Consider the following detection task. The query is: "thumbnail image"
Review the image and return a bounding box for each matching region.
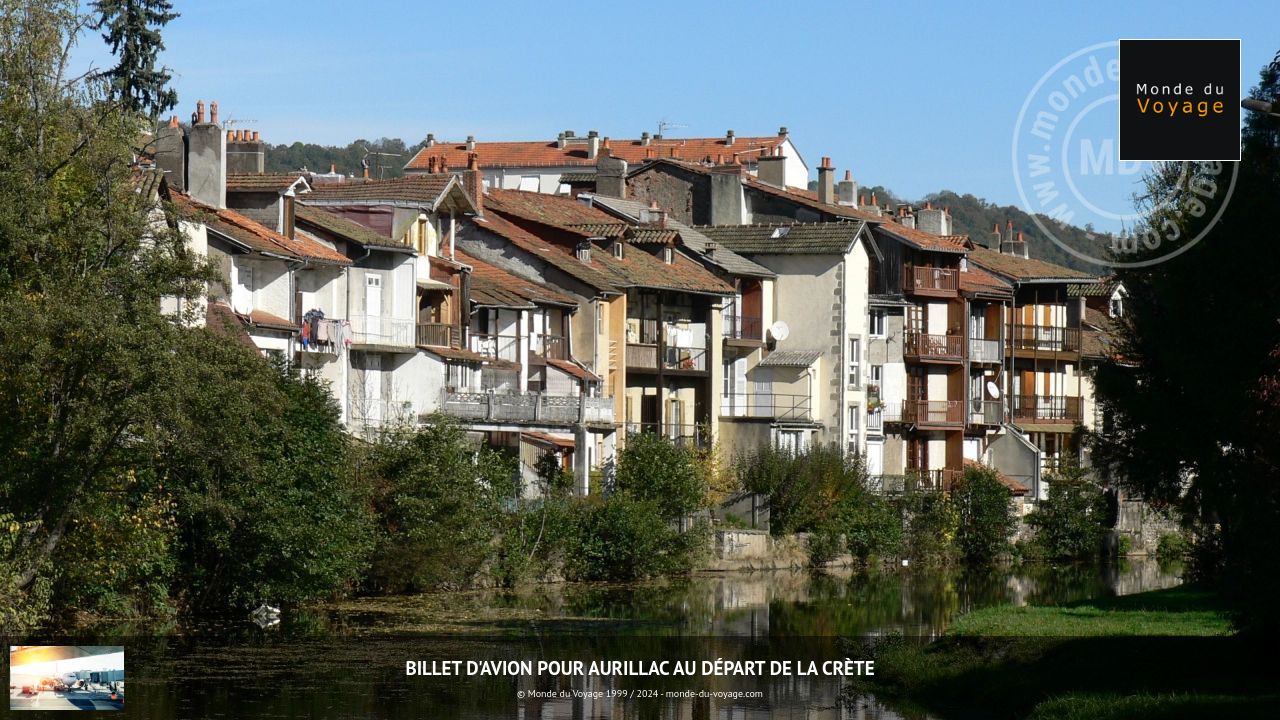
[8,646,124,711]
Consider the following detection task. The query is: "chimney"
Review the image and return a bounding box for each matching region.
[209,101,218,125]
[640,131,651,146]
[463,151,484,215]
[725,129,735,146]
[917,206,951,236]
[226,122,266,175]
[816,156,835,204]
[778,126,788,138]
[425,133,435,148]
[757,146,787,187]
[836,169,858,207]
[1000,222,1028,258]
[596,150,628,199]
[709,169,744,225]
[155,115,186,192]
[556,132,567,149]
[466,135,476,152]
[186,100,225,208]
[587,130,600,160]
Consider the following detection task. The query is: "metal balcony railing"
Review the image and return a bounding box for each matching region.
[625,422,709,448]
[720,393,812,422]
[441,391,614,425]
[969,337,1002,363]
[969,399,1005,426]
[723,314,764,341]
[469,333,521,363]
[348,315,416,347]
[1010,395,1082,423]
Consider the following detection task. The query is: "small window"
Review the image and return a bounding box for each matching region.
[613,242,624,259]
[848,337,861,387]
[870,364,883,387]
[848,405,861,452]
[869,309,886,337]
[662,247,674,264]
[518,175,540,192]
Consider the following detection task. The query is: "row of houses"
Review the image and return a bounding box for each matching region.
[150,103,1123,500]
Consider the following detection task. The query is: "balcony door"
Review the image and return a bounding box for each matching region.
[365,274,383,338]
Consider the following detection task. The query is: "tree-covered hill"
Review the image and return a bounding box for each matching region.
[264,137,424,179]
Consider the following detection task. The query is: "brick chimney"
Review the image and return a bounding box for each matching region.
[816,156,835,204]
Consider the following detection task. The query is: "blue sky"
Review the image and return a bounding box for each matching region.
[73,0,1278,223]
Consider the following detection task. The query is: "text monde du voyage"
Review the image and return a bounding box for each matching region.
[407,659,875,677]
[1134,82,1228,118]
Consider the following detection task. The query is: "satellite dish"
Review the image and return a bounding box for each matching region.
[768,320,790,342]
[986,381,1002,399]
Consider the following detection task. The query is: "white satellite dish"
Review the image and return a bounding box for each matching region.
[986,381,1002,399]
[768,320,790,342]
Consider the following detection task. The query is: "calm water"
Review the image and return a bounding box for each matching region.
[65,560,1181,719]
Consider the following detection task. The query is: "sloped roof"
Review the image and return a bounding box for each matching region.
[1082,307,1119,359]
[303,175,458,206]
[742,173,887,222]
[172,192,350,265]
[1069,279,1120,297]
[454,249,577,308]
[295,205,408,250]
[547,358,600,382]
[960,265,1013,297]
[872,221,970,254]
[405,134,789,171]
[585,194,775,278]
[483,191,734,295]
[967,246,1095,282]
[487,189,629,237]
[696,222,865,255]
[758,349,822,367]
[467,213,622,293]
[205,301,258,351]
[964,460,1028,496]
[227,173,307,193]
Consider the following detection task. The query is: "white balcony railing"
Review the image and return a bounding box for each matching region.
[348,314,415,347]
[351,398,416,431]
[969,337,1002,364]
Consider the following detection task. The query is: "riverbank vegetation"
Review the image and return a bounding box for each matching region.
[860,585,1279,719]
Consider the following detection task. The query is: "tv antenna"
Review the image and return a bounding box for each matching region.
[360,145,403,180]
[656,118,686,138]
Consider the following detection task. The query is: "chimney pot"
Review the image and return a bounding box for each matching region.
[426,133,435,147]
[209,101,218,125]
[725,129,735,146]
[778,126,788,136]
[587,130,598,138]
[252,130,259,142]
[195,100,205,124]
[466,135,476,151]
[330,163,336,173]
[226,130,235,142]
[844,170,852,181]
[168,115,179,129]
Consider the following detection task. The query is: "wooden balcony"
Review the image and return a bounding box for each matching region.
[528,334,568,364]
[1010,395,1082,424]
[895,399,965,428]
[625,342,708,373]
[904,332,964,363]
[903,265,958,297]
[1008,325,1081,356]
[415,322,457,348]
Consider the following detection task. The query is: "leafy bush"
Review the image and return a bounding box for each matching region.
[615,433,707,520]
[736,443,867,535]
[565,497,705,582]
[845,495,903,562]
[951,466,1016,564]
[1026,467,1109,561]
[360,416,516,593]
[900,490,958,564]
[1156,531,1191,565]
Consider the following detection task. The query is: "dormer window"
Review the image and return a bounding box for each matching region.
[576,241,592,264]
[613,242,624,259]
[663,247,674,264]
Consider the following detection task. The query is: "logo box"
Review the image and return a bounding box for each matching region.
[1119,39,1240,161]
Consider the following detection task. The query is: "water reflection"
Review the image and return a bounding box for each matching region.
[79,560,1182,719]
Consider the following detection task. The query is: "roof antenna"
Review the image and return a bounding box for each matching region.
[359,145,402,180]
[656,118,686,139]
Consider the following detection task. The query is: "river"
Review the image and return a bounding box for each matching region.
[87,560,1181,718]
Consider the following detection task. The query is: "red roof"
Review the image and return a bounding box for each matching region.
[964,460,1028,496]
[406,134,789,171]
[486,188,628,237]
[960,265,1013,297]
[454,249,578,307]
[172,192,350,265]
[873,221,970,254]
[547,358,600,382]
[245,309,297,331]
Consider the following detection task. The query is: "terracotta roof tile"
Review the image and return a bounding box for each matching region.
[696,222,865,255]
[967,246,1095,281]
[172,192,350,265]
[547,358,600,382]
[205,301,258,351]
[406,134,788,171]
[227,173,307,193]
[246,309,297,331]
[466,213,622,293]
[960,265,1013,297]
[454,249,577,308]
[872,222,970,253]
[486,189,629,237]
[304,175,456,205]
[295,205,408,250]
[965,460,1028,496]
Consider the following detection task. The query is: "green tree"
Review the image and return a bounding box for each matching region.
[951,465,1016,565]
[1092,50,1280,632]
[1026,467,1108,561]
[359,417,517,593]
[92,0,179,117]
